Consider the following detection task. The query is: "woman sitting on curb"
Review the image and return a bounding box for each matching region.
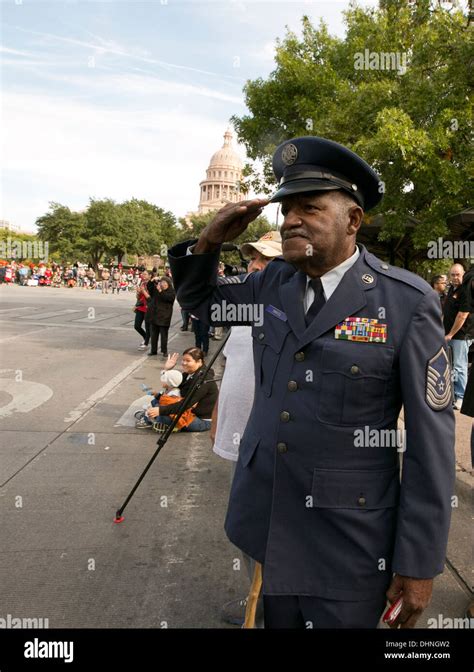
[136,348,218,432]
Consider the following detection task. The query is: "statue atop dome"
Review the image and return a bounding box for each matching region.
[223,128,232,146]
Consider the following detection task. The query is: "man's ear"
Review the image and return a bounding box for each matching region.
[347,205,364,235]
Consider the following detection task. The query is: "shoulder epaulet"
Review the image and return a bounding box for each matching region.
[365,254,430,294]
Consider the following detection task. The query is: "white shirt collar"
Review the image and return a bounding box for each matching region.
[305,246,360,304]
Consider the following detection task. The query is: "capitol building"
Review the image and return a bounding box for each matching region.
[186,129,245,223]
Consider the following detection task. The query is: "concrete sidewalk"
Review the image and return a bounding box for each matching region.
[394,405,472,626]
[454,409,473,491]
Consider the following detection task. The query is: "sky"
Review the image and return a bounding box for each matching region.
[1,0,379,232]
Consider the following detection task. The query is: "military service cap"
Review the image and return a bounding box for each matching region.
[270,136,383,211]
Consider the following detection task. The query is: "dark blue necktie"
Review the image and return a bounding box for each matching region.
[305,278,326,326]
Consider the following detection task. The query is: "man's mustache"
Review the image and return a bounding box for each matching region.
[282,229,310,241]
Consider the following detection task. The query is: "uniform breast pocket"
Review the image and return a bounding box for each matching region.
[317,340,394,427]
[252,323,289,397]
[310,467,400,510]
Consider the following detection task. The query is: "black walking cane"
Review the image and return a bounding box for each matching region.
[114,328,231,523]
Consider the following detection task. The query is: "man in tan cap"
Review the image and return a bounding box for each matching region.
[240,230,283,269]
[211,229,282,626]
[212,231,282,340]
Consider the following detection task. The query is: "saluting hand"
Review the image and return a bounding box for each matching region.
[386,574,433,628]
[194,198,270,253]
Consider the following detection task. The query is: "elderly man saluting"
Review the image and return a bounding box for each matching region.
[168,136,455,629]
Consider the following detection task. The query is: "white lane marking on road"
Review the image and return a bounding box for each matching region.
[19,309,82,320]
[1,318,183,334]
[114,395,152,427]
[73,313,123,323]
[0,326,60,344]
[0,320,133,332]
[0,306,32,314]
[63,356,147,423]
[0,378,53,419]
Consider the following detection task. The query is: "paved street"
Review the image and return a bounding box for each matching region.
[0,285,471,629]
[0,285,246,628]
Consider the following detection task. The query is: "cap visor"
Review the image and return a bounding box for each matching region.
[269,179,342,203]
[240,242,258,256]
[241,242,282,258]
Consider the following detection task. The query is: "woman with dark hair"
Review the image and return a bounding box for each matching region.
[146,277,176,358]
[137,347,218,432]
[134,271,150,349]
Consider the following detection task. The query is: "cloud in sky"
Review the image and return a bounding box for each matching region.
[0,45,37,57]
[1,0,379,232]
[10,24,245,81]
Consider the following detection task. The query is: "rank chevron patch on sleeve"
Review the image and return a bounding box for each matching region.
[425,347,452,411]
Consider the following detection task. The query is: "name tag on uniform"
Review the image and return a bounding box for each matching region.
[335,317,387,343]
[265,304,287,322]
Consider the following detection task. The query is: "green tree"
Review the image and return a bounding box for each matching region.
[83,198,121,268]
[232,1,473,267]
[176,211,216,242]
[178,210,274,266]
[35,198,179,267]
[0,228,61,264]
[36,203,86,263]
[235,215,274,247]
[117,199,179,263]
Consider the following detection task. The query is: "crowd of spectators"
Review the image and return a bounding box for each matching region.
[0,260,172,292]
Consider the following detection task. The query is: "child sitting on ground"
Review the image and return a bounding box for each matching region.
[135,370,196,431]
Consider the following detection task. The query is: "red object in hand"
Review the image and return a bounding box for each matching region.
[383,597,403,625]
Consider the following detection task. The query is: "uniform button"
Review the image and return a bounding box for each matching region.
[381,263,389,270]
[287,380,298,392]
[277,442,288,454]
[258,332,265,341]
[357,496,366,507]
[350,365,360,375]
[295,351,305,362]
[280,411,290,422]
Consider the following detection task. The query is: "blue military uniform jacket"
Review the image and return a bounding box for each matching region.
[169,240,455,601]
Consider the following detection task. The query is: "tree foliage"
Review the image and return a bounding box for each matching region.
[232,1,473,252]
[178,210,275,265]
[36,198,180,267]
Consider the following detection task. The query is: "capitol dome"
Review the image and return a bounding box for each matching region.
[198,129,245,214]
[208,130,243,170]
